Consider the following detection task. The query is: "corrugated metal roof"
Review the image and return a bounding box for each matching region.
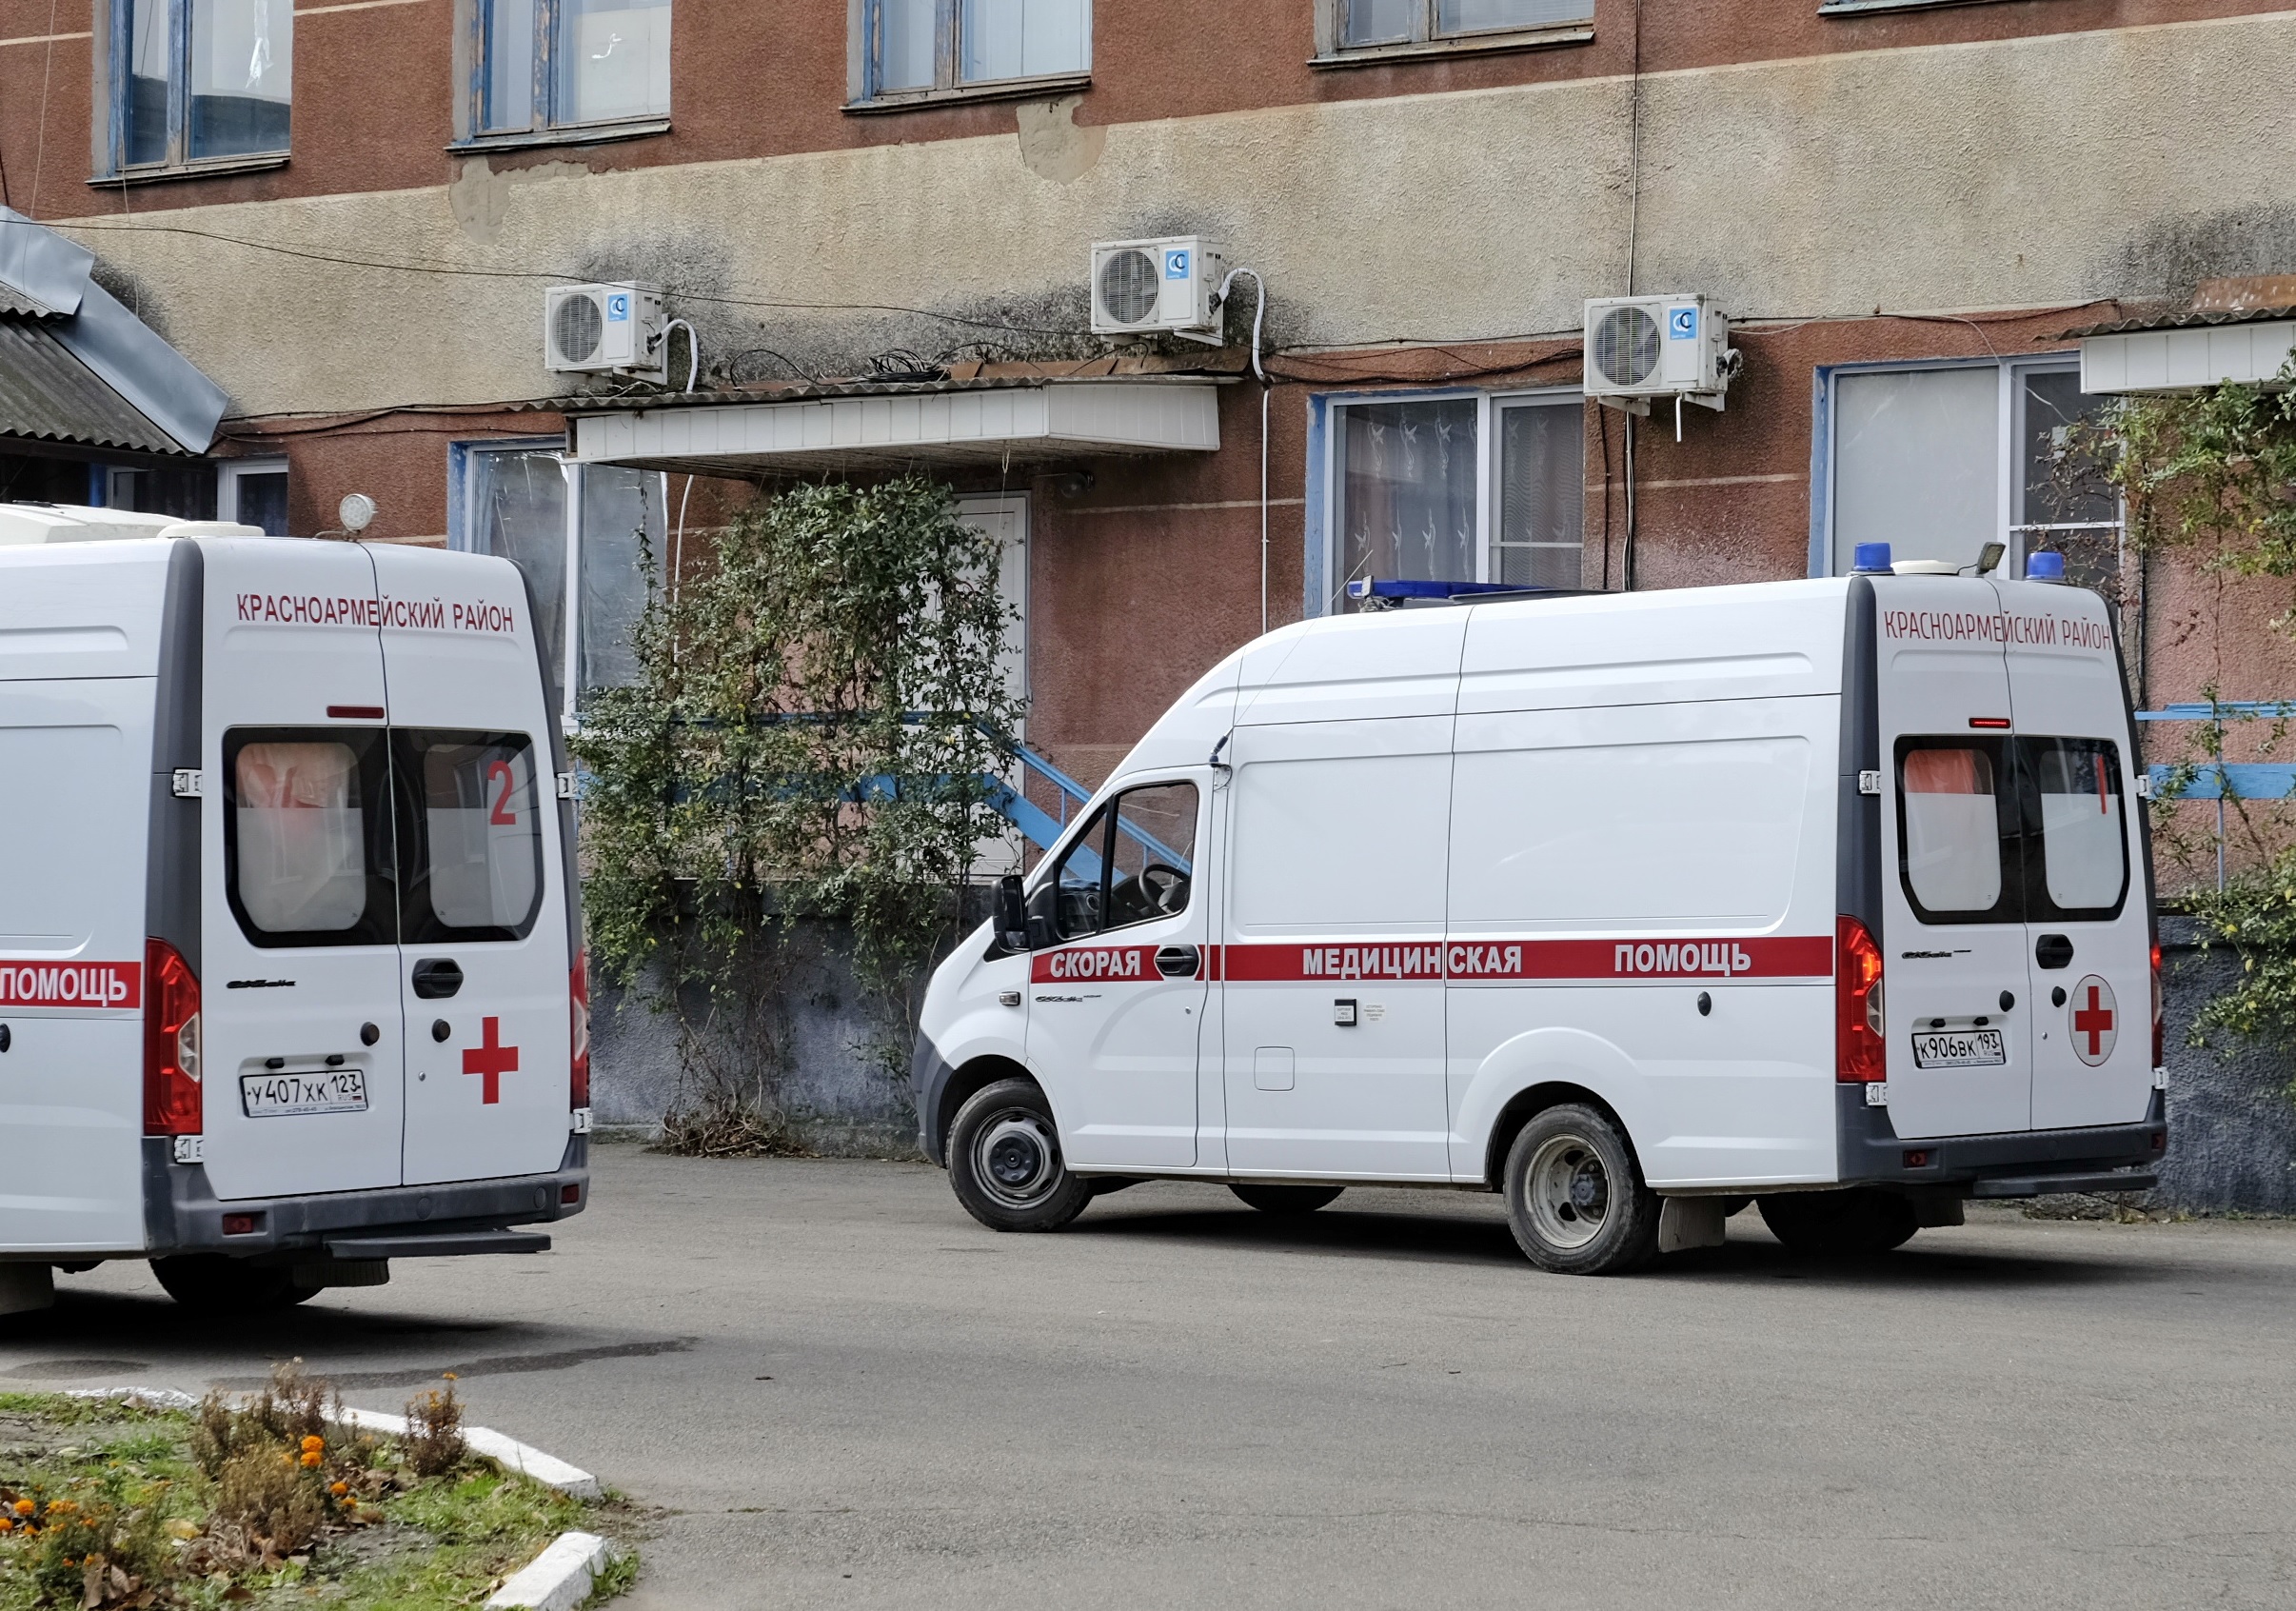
[0,313,185,455]
[0,288,56,318]
[2065,306,2296,338]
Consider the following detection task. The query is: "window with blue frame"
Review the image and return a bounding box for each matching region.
[858,0,1090,103]
[109,0,291,171]
[471,0,670,140]
[1336,0,1591,50]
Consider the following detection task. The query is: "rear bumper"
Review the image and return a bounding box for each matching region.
[1836,1086,2167,1195]
[139,1134,588,1259]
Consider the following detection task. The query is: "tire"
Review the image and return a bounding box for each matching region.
[1501,1104,1662,1275]
[1756,1189,1921,1256]
[150,1255,317,1314]
[946,1077,1093,1232]
[1229,1183,1344,1215]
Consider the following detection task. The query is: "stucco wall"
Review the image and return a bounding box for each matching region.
[45,12,2296,424]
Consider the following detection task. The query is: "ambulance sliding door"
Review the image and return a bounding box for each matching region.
[368,547,573,1187]
[1218,718,1454,1180]
[201,541,409,1201]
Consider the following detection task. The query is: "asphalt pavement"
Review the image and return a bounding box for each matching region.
[3,1142,2291,1609]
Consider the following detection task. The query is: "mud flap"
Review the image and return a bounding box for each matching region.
[0,1265,56,1316]
[1657,1197,1728,1253]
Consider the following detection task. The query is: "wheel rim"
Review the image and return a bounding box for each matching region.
[973,1108,1060,1208]
[1524,1131,1613,1251]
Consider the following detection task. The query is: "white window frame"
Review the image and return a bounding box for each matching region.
[217,457,288,531]
[1813,354,2107,580]
[1312,385,1584,615]
[848,0,1093,109]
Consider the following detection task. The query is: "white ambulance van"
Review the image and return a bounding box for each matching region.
[913,549,2166,1273]
[0,526,589,1312]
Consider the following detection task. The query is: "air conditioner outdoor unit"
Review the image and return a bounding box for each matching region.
[1582,294,1738,416]
[1091,236,1226,344]
[544,282,666,379]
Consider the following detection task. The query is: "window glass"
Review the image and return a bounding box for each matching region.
[880,0,938,89]
[1451,738,1809,928]
[232,470,289,536]
[188,0,289,157]
[126,0,172,165]
[397,731,544,941]
[555,0,670,123]
[1439,0,1591,30]
[2018,368,2117,591]
[1337,399,1476,606]
[1833,367,1998,575]
[578,466,662,697]
[224,730,395,946]
[1898,741,2009,919]
[1494,400,1583,588]
[482,0,535,130]
[1047,806,1109,941]
[2028,738,2128,915]
[466,447,567,706]
[960,0,1088,81]
[1344,0,1415,44]
[1104,783,1197,929]
[1232,754,1450,932]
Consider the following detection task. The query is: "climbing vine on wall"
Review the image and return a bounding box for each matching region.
[570,475,1022,1146]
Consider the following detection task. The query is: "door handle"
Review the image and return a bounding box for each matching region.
[1155,945,1200,979]
[2035,933,2074,970]
[410,958,465,999]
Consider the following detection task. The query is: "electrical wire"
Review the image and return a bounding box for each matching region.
[662,317,700,390]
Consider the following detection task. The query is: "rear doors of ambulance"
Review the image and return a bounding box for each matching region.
[1996,582,2151,1130]
[368,546,572,1186]
[200,540,408,1200]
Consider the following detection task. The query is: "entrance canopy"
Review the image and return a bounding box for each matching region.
[565,377,1220,477]
[2077,306,2296,394]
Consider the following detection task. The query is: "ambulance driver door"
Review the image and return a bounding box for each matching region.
[1025,779,1209,1171]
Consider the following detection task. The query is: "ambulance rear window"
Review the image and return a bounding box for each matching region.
[224,730,395,946]
[395,730,544,943]
[2027,737,2128,918]
[1896,740,2012,921]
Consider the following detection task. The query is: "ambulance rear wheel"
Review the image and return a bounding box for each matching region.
[1501,1104,1662,1275]
[947,1078,1092,1233]
[1755,1189,1920,1256]
[150,1256,319,1314]
[1230,1183,1344,1215]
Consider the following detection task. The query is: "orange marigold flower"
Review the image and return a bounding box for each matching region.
[299,1450,323,1468]
[0,1516,13,1531]
[8,1502,25,1516]
[301,1435,326,1453]
[329,1482,348,1498]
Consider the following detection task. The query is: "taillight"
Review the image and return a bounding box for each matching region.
[1837,915,1886,1084]
[569,949,591,1108]
[2150,939,2164,1069]
[144,938,202,1136]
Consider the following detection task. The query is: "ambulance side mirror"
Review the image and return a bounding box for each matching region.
[993,875,1031,952]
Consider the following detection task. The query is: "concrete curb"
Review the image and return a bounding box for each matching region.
[333,1406,604,1499]
[485,1529,614,1611]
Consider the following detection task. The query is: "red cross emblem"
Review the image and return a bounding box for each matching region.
[461,1015,520,1104]
[2068,975,2116,1067]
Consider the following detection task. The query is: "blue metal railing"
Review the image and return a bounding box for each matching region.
[983,742,1191,869]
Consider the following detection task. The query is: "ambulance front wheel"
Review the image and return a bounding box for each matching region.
[947,1077,1093,1233]
[149,1255,319,1314]
[1501,1104,1662,1275]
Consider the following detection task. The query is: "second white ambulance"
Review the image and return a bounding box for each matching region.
[913,553,2165,1273]
[0,525,588,1312]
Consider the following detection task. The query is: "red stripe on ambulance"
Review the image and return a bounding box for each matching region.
[0,962,142,1008]
[1219,937,1832,983]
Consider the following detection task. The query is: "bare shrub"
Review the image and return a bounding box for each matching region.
[191,1359,331,1480]
[402,1377,466,1478]
[214,1443,327,1556]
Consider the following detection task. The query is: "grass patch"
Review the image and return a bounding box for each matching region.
[0,1370,637,1609]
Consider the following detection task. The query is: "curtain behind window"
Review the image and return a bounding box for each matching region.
[1833,367,1997,575]
[578,466,662,697]
[1337,398,1476,607]
[468,448,568,706]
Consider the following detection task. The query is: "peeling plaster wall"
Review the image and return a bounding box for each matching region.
[49,13,2296,422]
